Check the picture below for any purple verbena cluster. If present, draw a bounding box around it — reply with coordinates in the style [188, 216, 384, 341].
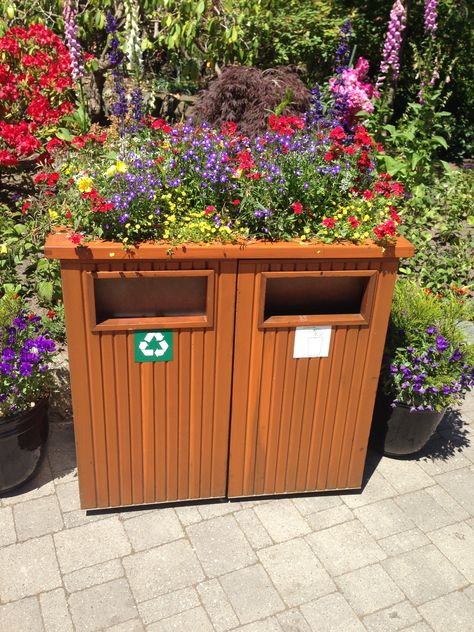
[387, 325, 474, 412]
[1, 310, 57, 417]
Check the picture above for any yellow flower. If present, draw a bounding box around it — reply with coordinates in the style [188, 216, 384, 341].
[77, 176, 93, 192]
[0, 243, 7, 254]
[106, 165, 117, 177]
[363, 214, 370, 222]
[115, 160, 127, 173]
[48, 209, 59, 219]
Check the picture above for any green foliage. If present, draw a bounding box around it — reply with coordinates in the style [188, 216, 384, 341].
[380, 279, 474, 411]
[398, 168, 474, 293]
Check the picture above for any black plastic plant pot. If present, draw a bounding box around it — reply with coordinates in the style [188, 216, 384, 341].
[370, 392, 445, 458]
[0, 398, 49, 494]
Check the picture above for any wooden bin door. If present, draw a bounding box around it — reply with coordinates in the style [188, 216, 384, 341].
[227, 259, 397, 497]
[62, 260, 237, 509]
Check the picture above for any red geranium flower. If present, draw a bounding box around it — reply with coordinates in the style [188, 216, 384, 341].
[322, 217, 337, 229]
[291, 201, 303, 215]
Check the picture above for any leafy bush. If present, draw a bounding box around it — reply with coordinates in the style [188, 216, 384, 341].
[398, 168, 474, 293]
[191, 66, 310, 138]
[0, 24, 74, 168]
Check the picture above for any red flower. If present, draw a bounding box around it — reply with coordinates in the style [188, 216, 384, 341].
[47, 310, 57, 319]
[221, 121, 238, 136]
[69, 232, 83, 245]
[363, 190, 375, 200]
[322, 217, 337, 229]
[329, 126, 347, 141]
[373, 220, 397, 240]
[65, 210, 72, 219]
[231, 199, 240, 205]
[21, 201, 31, 214]
[0, 149, 18, 167]
[324, 152, 334, 161]
[354, 126, 374, 147]
[291, 201, 303, 215]
[348, 216, 360, 228]
[205, 205, 216, 215]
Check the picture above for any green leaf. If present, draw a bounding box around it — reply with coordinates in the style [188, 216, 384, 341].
[56, 128, 73, 141]
[467, 216, 474, 226]
[383, 155, 406, 176]
[432, 135, 448, 149]
[37, 280, 53, 303]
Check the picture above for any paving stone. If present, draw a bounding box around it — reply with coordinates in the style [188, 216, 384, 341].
[40, 588, 73, 632]
[198, 500, 242, 519]
[416, 441, 471, 476]
[1, 459, 55, 506]
[291, 495, 342, 516]
[424, 485, 469, 521]
[0, 506, 16, 546]
[219, 564, 285, 624]
[234, 508, 273, 549]
[382, 544, 468, 606]
[276, 608, 312, 632]
[376, 458, 435, 494]
[428, 521, 474, 581]
[47, 423, 77, 474]
[300, 593, 366, 632]
[306, 504, 354, 531]
[13, 495, 63, 541]
[186, 514, 256, 577]
[138, 587, 199, 625]
[174, 504, 202, 526]
[68, 578, 138, 632]
[378, 528, 430, 557]
[55, 480, 81, 513]
[341, 471, 397, 508]
[123, 539, 204, 602]
[335, 563, 404, 616]
[63, 558, 124, 593]
[418, 590, 474, 632]
[54, 516, 131, 574]
[401, 624, 434, 632]
[362, 600, 422, 632]
[465, 584, 474, 603]
[306, 519, 386, 577]
[235, 618, 284, 632]
[354, 498, 415, 540]
[254, 499, 311, 543]
[105, 620, 144, 632]
[147, 606, 214, 632]
[197, 578, 239, 632]
[61, 508, 109, 529]
[0, 535, 61, 602]
[0, 597, 44, 632]
[395, 488, 465, 533]
[122, 508, 183, 551]
[435, 467, 474, 514]
[257, 538, 335, 607]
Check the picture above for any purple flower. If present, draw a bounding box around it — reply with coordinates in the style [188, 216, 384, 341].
[426, 326, 437, 335]
[19, 362, 33, 377]
[442, 385, 451, 395]
[449, 348, 463, 362]
[389, 364, 398, 373]
[63, 0, 84, 81]
[377, 0, 407, 88]
[0, 362, 12, 375]
[334, 20, 352, 75]
[436, 335, 449, 353]
[1, 348, 15, 362]
[424, 0, 438, 37]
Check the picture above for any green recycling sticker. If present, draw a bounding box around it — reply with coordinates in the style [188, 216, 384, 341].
[134, 331, 173, 362]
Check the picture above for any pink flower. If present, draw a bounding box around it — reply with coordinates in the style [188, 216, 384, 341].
[377, 0, 407, 88]
[329, 57, 379, 119]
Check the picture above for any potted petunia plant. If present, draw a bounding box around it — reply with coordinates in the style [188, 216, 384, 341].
[0, 292, 57, 493]
[372, 281, 474, 456]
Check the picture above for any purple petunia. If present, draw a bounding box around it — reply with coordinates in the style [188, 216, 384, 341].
[436, 335, 450, 353]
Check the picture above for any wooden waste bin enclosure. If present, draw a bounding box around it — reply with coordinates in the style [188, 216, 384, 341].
[46, 234, 413, 509]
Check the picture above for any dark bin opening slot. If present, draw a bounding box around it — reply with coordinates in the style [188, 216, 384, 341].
[263, 275, 370, 320]
[94, 276, 208, 323]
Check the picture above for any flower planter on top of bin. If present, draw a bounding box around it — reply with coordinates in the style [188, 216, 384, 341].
[45, 233, 413, 509]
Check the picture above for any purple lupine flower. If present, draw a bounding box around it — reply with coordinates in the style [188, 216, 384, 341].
[424, 0, 438, 36]
[106, 12, 128, 131]
[130, 87, 144, 127]
[376, 0, 407, 88]
[306, 83, 324, 129]
[334, 20, 352, 74]
[63, 0, 84, 81]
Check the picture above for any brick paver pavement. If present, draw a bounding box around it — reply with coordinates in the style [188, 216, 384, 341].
[1, 395, 473, 632]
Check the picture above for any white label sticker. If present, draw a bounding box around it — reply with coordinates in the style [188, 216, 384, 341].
[293, 326, 332, 358]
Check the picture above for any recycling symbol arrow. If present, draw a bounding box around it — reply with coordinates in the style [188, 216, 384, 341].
[139, 332, 169, 357]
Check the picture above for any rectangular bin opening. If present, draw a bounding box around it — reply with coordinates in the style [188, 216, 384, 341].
[259, 271, 376, 327]
[87, 270, 215, 331]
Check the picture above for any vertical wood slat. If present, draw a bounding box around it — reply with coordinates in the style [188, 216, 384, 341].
[65, 258, 236, 509]
[228, 257, 397, 497]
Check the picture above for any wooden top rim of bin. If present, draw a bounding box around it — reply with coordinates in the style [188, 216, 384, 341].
[45, 232, 414, 261]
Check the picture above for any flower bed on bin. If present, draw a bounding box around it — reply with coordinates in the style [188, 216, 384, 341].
[32, 116, 405, 247]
